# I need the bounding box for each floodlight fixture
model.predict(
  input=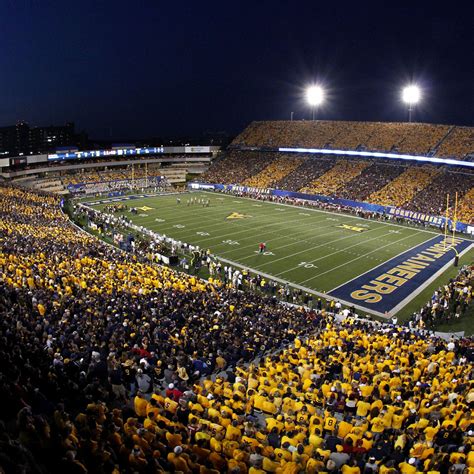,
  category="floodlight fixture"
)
[402,85,421,122]
[402,85,421,105]
[306,85,324,120]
